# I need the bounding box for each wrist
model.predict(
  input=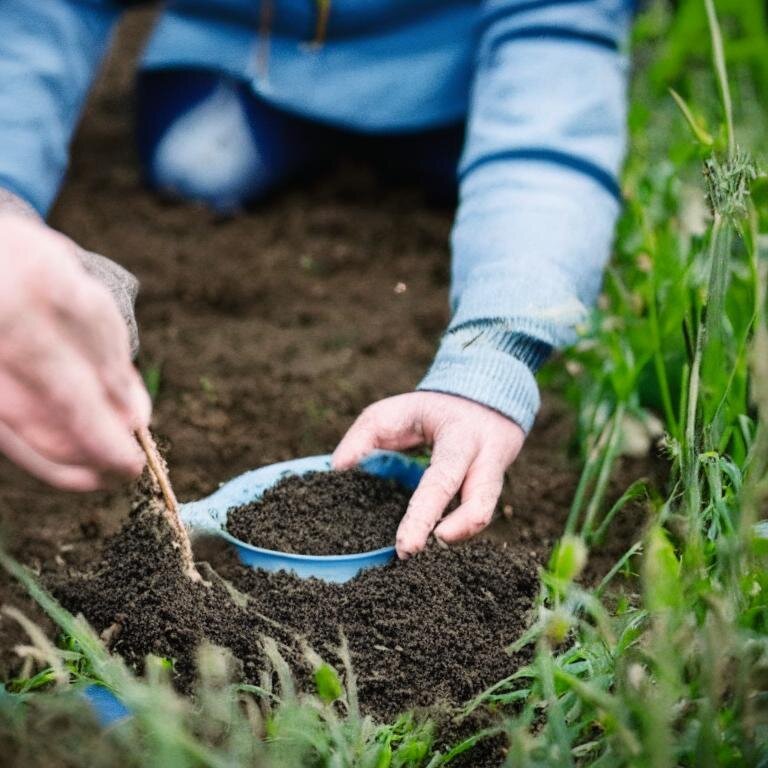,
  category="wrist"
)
[419,329,542,434]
